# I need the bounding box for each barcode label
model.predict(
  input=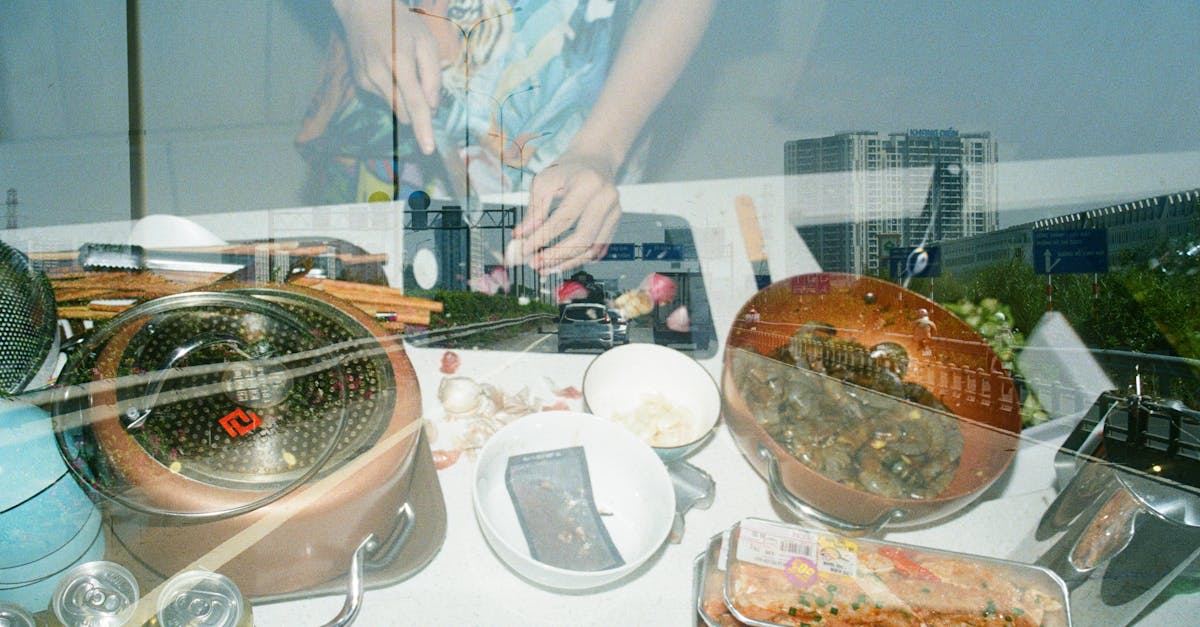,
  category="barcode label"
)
[780,540,815,558]
[733,519,859,581]
[735,519,818,569]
